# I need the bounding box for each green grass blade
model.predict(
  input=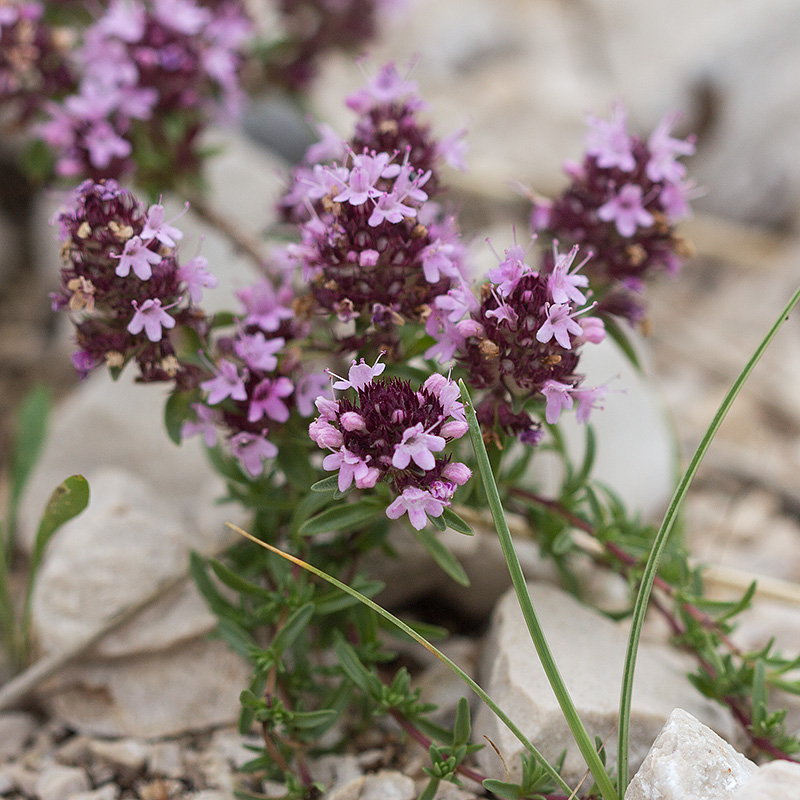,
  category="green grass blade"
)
[226,522,573,796]
[458,381,619,800]
[617,283,800,792]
